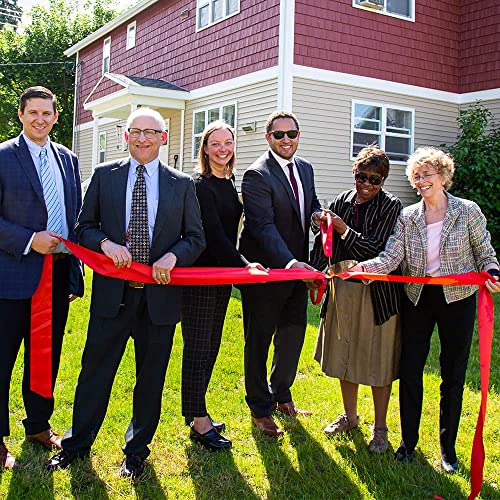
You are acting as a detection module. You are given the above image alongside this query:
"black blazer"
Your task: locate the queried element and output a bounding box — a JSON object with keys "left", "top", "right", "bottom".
{"left": 75, "top": 159, "right": 205, "bottom": 325}
{"left": 239, "top": 151, "right": 321, "bottom": 268}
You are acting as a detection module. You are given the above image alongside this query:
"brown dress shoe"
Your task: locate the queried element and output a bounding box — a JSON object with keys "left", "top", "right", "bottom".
{"left": 0, "top": 442, "right": 16, "bottom": 469}
{"left": 251, "top": 416, "right": 285, "bottom": 437}
{"left": 275, "top": 402, "right": 313, "bottom": 417}
{"left": 26, "top": 429, "right": 62, "bottom": 450}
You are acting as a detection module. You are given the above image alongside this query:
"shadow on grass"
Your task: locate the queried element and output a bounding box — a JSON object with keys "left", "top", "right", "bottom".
{"left": 186, "top": 443, "right": 257, "bottom": 499}
{"left": 68, "top": 456, "right": 110, "bottom": 499}
{"left": 337, "top": 430, "right": 466, "bottom": 499}
{"left": 5, "top": 439, "right": 55, "bottom": 500}
{"left": 253, "top": 419, "right": 363, "bottom": 498}
{"left": 133, "top": 462, "right": 167, "bottom": 499}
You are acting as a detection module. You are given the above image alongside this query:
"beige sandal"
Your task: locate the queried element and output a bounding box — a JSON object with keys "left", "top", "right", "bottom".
{"left": 324, "top": 413, "right": 359, "bottom": 436}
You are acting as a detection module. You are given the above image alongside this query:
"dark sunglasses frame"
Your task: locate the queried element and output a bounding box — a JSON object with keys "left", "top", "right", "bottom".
{"left": 269, "top": 130, "right": 299, "bottom": 140}
{"left": 354, "top": 171, "right": 384, "bottom": 186}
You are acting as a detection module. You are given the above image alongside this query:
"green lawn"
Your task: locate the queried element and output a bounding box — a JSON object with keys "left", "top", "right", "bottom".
{"left": 1, "top": 273, "right": 499, "bottom": 499}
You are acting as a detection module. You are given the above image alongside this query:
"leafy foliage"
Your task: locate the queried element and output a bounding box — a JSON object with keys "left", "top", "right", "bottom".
{"left": 446, "top": 103, "right": 500, "bottom": 251}
{"left": 0, "top": 0, "right": 22, "bottom": 30}
{"left": 0, "top": 0, "right": 118, "bottom": 145}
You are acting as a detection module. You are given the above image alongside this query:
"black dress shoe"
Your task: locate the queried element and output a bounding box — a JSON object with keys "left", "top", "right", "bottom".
{"left": 119, "top": 454, "right": 145, "bottom": 479}
{"left": 189, "top": 425, "right": 232, "bottom": 451}
{"left": 395, "top": 444, "right": 414, "bottom": 463}
{"left": 441, "top": 458, "right": 458, "bottom": 474}
{"left": 185, "top": 415, "right": 225, "bottom": 433}
{"left": 46, "top": 450, "right": 87, "bottom": 471}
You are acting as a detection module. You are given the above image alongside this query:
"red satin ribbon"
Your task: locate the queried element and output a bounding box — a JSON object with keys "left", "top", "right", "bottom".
{"left": 30, "top": 254, "right": 53, "bottom": 398}
{"left": 321, "top": 213, "right": 333, "bottom": 258}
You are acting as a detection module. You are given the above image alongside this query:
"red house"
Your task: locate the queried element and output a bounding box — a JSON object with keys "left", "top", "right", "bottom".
{"left": 65, "top": 0, "right": 500, "bottom": 205}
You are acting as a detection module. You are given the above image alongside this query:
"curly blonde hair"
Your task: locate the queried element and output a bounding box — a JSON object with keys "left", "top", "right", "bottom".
{"left": 406, "top": 146, "right": 455, "bottom": 190}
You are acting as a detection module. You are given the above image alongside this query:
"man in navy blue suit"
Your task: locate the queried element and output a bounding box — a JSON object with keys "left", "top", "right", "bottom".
{"left": 0, "top": 87, "right": 83, "bottom": 469}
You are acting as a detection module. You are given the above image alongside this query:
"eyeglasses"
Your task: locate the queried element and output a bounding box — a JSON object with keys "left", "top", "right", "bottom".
{"left": 354, "top": 171, "right": 384, "bottom": 186}
{"left": 269, "top": 130, "right": 299, "bottom": 140}
{"left": 128, "top": 128, "right": 163, "bottom": 139}
{"left": 412, "top": 173, "right": 437, "bottom": 182}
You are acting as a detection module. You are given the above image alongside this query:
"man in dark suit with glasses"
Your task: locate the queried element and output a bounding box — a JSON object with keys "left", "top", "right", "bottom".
{"left": 239, "top": 111, "right": 323, "bottom": 436}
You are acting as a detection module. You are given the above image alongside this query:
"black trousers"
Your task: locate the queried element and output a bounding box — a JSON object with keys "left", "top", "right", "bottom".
{"left": 240, "top": 280, "right": 308, "bottom": 418}
{"left": 61, "top": 287, "right": 175, "bottom": 459}
{"left": 0, "top": 257, "right": 70, "bottom": 438}
{"left": 181, "top": 285, "right": 232, "bottom": 418}
{"left": 400, "top": 285, "right": 476, "bottom": 463}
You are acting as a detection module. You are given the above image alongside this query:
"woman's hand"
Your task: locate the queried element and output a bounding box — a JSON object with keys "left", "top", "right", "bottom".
{"left": 485, "top": 275, "right": 500, "bottom": 294}
{"left": 246, "top": 262, "right": 268, "bottom": 272}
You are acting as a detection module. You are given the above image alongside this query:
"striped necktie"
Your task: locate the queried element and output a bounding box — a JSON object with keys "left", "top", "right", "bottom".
{"left": 287, "top": 162, "right": 300, "bottom": 211}
{"left": 40, "top": 146, "right": 62, "bottom": 234}
{"left": 127, "top": 164, "right": 150, "bottom": 264}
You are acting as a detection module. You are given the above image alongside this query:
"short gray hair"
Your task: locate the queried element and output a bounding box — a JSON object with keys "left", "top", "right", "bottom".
{"left": 126, "top": 107, "right": 165, "bottom": 131}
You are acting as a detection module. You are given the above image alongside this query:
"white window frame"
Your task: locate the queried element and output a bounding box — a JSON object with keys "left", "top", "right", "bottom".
{"left": 350, "top": 100, "right": 414, "bottom": 163}
{"left": 126, "top": 22, "right": 136, "bottom": 50}
{"left": 102, "top": 37, "right": 111, "bottom": 74}
{"left": 98, "top": 131, "right": 107, "bottom": 163}
{"left": 352, "top": 0, "right": 414, "bottom": 22}
{"left": 192, "top": 102, "right": 237, "bottom": 160}
{"left": 196, "top": 0, "right": 240, "bottom": 31}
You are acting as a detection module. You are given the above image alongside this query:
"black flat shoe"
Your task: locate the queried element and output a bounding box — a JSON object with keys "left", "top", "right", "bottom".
{"left": 441, "top": 458, "right": 458, "bottom": 474}
{"left": 189, "top": 425, "right": 232, "bottom": 451}
{"left": 185, "top": 415, "right": 225, "bottom": 433}
{"left": 46, "top": 450, "right": 87, "bottom": 471}
{"left": 120, "top": 454, "right": 145, "bottom": 479}
{"left": 395, "top": 445, "right": 414, "bottom": 463}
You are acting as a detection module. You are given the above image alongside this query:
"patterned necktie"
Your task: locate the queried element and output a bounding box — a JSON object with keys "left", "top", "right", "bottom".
{"left": 128, "top": 164, "right": 150, "bottom": 264}
{"left": 287, "top": 162, "right": 300, "bottom": 211}
{"left": 40, "top": 146, "right": 62, "bottom": 234}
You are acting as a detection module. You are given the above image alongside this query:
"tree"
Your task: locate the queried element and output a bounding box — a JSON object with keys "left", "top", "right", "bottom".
{"left": 0, "top": 0, "right": 118, "bottom": 145}
{"left": 0, "top": 0, "right": 22, "bottom": 30}
{"left": 445, "top": 102, "right": 500, "bottom": 250}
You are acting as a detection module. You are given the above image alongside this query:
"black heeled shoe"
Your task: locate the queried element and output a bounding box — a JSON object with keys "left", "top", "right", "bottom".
{"left": 184, "top": 415, "right": 225, "bottom": 433}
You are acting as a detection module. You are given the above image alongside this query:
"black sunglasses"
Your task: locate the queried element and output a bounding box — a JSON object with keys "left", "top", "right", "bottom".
{"left": 269, "top": 130, "right": 299, "bottom": 140}
{"left": 354, "top": 171, "right": 384, "bottom": 186}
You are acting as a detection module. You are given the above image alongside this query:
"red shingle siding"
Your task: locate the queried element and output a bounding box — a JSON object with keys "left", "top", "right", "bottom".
{"left": 76, "top": 0, "right": 280, "bottom": 124}
{"left": 459, "top": 0, "right": 500, "bottom": 93}
{"left": 294, "top": 0, "right": 461, "bottom": 93}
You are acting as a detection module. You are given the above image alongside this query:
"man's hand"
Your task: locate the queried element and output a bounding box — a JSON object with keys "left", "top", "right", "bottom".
{"left": 312, "top": 209, "right": 333, "bottom": 227}
{"left": 290, "top": 261, "right": 318, "bottom": 283}
{"left": 31, "top": 231, "right": 61, "bottom": 254}
{"left": 152, "top": 252, "right": 177, "bottom": 285}
{"left": 246, "top": 262, "right": 269, "bottom": 272}
{"left": 101, "top": 240, "right": 132, "bottom": 269}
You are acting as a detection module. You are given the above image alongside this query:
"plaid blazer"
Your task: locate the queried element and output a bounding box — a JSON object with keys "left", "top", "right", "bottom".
{"left": 363, "top": 192, "right": 498, "bottom": 305}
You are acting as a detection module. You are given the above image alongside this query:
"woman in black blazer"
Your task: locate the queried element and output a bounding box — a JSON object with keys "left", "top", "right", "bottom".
{"left": 181, "top": 121, "right": 263, "bottom": 451}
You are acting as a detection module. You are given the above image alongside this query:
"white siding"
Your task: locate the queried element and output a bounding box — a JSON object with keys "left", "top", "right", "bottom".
{"left": 292, "top": 77, "right": 460, "bottom": 207}
{"left": 183, "top": 78, "right": 279, "bottom": 186}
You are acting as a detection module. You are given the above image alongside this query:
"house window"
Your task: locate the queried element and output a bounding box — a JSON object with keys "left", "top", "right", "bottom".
{"left": 98, "top": 132, "right": 106, "bottom": 163}
{"left": 192, "top": 103, "right": 236, "bottom": 159}
{"left": 126, "top": 22, "right": 136, "bottom": 50}
{"left": 353, "top": 0, "right": 413, "bottom": 20}
{"left": 351, "top": 101, "right": 414, "bottom": 162}
{"left": 102, "top": 37, "right": 111, "bottom": 74}
{"left": 196, "top": 0, "right": 239, "bottom": 30}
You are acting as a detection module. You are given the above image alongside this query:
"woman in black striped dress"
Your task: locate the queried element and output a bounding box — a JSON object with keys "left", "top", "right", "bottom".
{"left": 310, "top": 145, "right": 402, "bottom": 453}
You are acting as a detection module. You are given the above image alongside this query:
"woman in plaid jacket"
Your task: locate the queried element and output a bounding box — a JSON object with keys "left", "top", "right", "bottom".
{"left": 354, "top": 146, "right": 499, "bottom": 474}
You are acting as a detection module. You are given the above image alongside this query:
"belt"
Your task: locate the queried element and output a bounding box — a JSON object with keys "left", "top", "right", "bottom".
{"left": 53, "top": 253, "right": 69, "bottom": 262}
{"left": 127, "top": 281, "right": 145, "bottom": 288}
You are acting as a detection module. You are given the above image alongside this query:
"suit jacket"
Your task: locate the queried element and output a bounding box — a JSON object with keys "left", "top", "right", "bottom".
{"left": 75, "top": 159, "right": 205, "bottom": 325}
{"left": 239, "top": 151, "right": 321, "bottom": 268}
{"left": 0, "top": 134, "right": 83, "bottom": 299}
{"left": 363, "top": 192, "right": 498, "bottom": 305}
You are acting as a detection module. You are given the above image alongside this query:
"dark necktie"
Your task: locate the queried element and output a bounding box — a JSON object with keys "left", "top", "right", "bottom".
{"left": 287, "top": 162, "right": 300, "bottom": 211}
{"left": 128, "top": 164, "right": 150, "bottom": 264}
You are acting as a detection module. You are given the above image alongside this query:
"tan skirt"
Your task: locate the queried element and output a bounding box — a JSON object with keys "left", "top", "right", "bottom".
{"left": 314, "top": 278, "right": 400, "bottom": 386}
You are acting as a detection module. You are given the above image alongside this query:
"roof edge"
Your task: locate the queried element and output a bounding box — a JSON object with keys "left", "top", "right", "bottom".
{"left": 64, "top": 0, "right": 158, "bottom": 57}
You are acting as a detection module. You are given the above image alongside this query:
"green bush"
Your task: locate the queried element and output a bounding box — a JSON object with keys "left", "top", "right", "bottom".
{"left": 444, "top": 102, "right": 500, "bottom": 252}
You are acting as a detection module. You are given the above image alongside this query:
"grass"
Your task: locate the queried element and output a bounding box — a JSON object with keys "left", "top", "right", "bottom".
{"left": 1, "top": 272, "right": 499, "bottom": 499}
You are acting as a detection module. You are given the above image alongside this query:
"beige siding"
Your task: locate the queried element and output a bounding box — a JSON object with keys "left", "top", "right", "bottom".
{"left": 292, "top": 77, "right": 461, "bottom": 207}
{"left": 183, "top": 78, "right": 279, "bottom": 186}
{"left": 165, "top": 110, "right": 182, "bottom": 169}
{"left": 75, "top": 127, "right": 94, "bottom": 182}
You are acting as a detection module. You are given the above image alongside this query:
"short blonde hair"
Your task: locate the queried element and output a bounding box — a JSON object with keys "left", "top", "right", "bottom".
{"left": 196, "top": 120, "right": 235, "bottom": 178}
{"left": 406, "top": 146, "right": 455, "bottom": 190}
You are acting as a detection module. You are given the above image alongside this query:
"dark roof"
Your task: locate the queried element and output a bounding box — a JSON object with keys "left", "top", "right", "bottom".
{"left": 125, "top": 76, "right": 188, "bottom": 92}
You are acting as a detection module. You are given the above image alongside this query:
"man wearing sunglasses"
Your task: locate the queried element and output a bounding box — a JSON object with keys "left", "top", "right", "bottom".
{"left": 239, "top": 111, "right": 323, "bottom": 436}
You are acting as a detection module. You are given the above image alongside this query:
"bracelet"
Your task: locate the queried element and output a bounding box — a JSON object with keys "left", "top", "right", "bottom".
{"left": 340, "top": 227, "right": 350, "bottom": 240}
